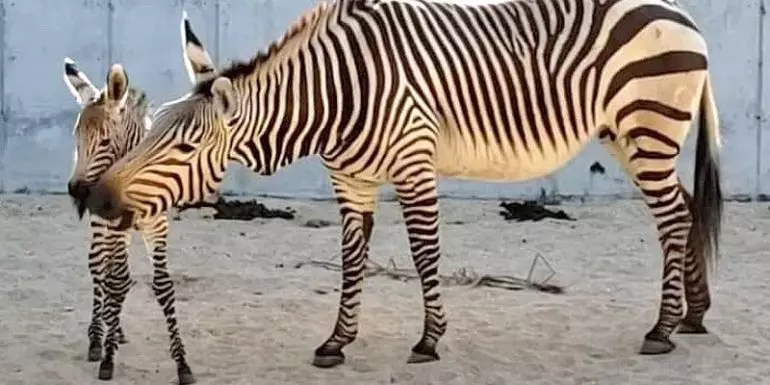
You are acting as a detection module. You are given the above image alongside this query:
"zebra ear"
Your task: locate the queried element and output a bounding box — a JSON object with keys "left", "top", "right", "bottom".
{"left": 63, "top": 57, "right": 99, "bottom": 105}
{"left": 106, "top": 63, "right": 129, "bottom": 108}
{"left": 180, "top": 10, "right": 217, "bottom": 84}
{"left": 211, "top": 77, "right": 237, "bottom": 119}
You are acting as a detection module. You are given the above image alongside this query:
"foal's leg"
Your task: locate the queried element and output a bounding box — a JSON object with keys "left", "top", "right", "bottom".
{"left": 98, "top": 236, "right": 132, "bottom": 380}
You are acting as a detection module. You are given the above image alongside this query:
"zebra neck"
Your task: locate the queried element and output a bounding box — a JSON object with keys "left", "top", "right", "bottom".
{"left": 231, "top": 62, "right": 337, "bottom": 176}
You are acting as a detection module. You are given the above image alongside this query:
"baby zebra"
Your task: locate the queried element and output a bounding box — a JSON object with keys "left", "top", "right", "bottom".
{"left": 62, "top": 58, "right": 194, "bottom": 384}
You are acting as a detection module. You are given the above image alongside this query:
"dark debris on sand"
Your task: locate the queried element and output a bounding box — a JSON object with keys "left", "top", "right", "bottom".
{"left": 498, "top": 201, "right": 575, "bottom": 222}
{"left": 177, "top": 197, "right": 296, "bottom": 221}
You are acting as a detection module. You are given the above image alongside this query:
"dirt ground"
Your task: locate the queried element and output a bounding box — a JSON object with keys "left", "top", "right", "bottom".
{"left": 1, "top": 194, "right": 768, "bottom": 385}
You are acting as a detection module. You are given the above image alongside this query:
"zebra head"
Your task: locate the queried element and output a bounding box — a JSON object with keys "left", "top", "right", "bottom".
{"left": 63, "top": 58, "right": 149, "bottom": 219}
{"left": 85, "top": 12, "right": 237, "bottom": 224}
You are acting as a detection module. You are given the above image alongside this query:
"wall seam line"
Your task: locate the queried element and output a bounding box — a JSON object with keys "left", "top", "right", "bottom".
{"left": 757, "top": 0, "right": 766, "bottom": 198}
{"left": 106, "top": 0, "right": 114, "bottom": 72}
{"left": 0, "top": 0, "right": 6, "bottom": 192}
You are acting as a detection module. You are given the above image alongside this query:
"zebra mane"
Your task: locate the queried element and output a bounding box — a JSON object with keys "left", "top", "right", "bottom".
{"left": 125, "top": 87, "right": 151, "bottom": 118}
{"left": 194, "top": 0, "right": 333, "bottom": 95}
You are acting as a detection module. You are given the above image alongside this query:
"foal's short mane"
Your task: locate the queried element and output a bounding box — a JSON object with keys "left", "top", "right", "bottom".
{"left": 126, "top": 88, "right": 150, "bottom": 118}
{"left": 193, "top": 1, "right": 333, "bottom": 96}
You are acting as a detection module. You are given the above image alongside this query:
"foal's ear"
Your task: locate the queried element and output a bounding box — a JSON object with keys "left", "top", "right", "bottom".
{"left": 106, "top": 63, "right": 130, "bottom": 108}
{"left": 63, "top": 57, "right": 99, "bottom": 105}
{"left": 180, "top": 10, "right": 217, "bottom": 84}
{"left": 211, "top": 76, "right": 237, "bottom": 119}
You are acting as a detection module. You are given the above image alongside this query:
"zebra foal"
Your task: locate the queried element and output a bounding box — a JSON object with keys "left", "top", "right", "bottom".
{"left": 63, "top": 59, "right": 194, "bottom": 384}
{"left": 84, "top": 0, "right": 722, "bottom": 369}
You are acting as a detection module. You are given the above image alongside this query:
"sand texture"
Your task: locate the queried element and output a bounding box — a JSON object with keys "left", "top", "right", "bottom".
{"left": 1, "top": 195, "right": 769, "bottom": 385}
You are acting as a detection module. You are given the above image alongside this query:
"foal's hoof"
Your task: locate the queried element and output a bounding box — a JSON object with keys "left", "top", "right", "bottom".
{"left": 639, "top": 333, "right": 676, "bottom": 355}
{"left": 678, "top": 322, "right": 708, "bottom": 334}
{"left": 87, "top": 341, "right": 102, "bottom": 362}
{"left": 178, "top": 363, "right": 196, "bottom": 385}
{"left": 407, "top": 341, "right": 440, "bottom": 364}
{"left": 98, "top": 360, "right": 114, "bottom": 381}
{"left": 312, "top": 345, "right": 345, "bottom": 368}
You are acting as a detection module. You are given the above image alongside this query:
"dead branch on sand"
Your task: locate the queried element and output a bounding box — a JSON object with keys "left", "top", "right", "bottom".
{"left": 294, "top": 253, "right": 564, "bottom": 294}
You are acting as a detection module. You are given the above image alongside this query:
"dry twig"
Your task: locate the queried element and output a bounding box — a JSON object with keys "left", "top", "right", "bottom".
{"left": 293, "top": 253, "right": 564, "bottom": 294}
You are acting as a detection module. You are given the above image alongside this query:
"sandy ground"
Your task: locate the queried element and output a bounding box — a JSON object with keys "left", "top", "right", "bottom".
{"left": 1, "top": 194, "right": 769, "bottom": 385}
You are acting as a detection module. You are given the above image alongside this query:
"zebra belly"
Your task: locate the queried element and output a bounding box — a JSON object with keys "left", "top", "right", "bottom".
{"left": 433, "top": 135, "right": 572, "bottom": 182}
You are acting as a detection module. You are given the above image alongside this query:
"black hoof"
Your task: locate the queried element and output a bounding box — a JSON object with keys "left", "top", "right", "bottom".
{"left": 639, "top": 330, "right": 676, "bottom": 355}
{"left": 98, "top": 360, "right": 114, "bottom": 381}
{"left": 88, "top": 341, "right": 102, "bottom": 362}
{"left": 312, "top": 345, "right": 345, "bottom": 368}
{"left": 407, "top": 340, "right": 440, "bottom": 364}
{"left": 178, "top": 363, "right": 196, "bottom": 385}
{"left": 678, "top": 321, "right": 708, "bottom": 334}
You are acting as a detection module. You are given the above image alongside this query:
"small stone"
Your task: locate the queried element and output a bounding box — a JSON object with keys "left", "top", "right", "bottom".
{"left": 303, "top": 219, "right": 332, "bottom": 228}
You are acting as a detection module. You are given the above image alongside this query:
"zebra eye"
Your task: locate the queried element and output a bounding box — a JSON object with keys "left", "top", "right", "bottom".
{"left": 176, "top": 143, "right": 196, "bottom": 154}
{"left": 98, "top": 138, "right": 111, "bottom": 147}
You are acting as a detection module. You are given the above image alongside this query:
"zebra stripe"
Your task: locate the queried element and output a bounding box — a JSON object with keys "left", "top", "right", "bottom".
{"left": 63, "top": 59, "right": 194, "bottom": 384}
{"left": 87, "top": 0, "right": 722, "bottom": 368}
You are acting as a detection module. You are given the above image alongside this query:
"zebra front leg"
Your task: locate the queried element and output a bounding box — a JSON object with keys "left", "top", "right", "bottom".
{"left": 98, "top": 247, "right": 131, "bottom": 381}
{"left": 312, "top": 174, "right": 377, "bottom": 368}
{"left": 393, "top": 169, "right": 446, "bottom": 364}
{"left": 678, "top": 187, "right": 711, "bottom": 334}
{"left": 86, "top": 230, "right": 106, "bottom": 362}
{"left": 142, "top": 216, "right": 195, "bottom": 385}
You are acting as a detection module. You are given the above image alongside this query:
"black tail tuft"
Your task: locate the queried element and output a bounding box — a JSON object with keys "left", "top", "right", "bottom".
{"left": 691, "top": 82, "right": 723, "bottom": 272}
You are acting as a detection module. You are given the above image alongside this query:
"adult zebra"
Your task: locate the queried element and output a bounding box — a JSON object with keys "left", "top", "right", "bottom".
{"left": 63, "top": 59, "right": 194, "bottom": 384}
{"left": 85, "top": 0, "right": 722, "bottom": 368}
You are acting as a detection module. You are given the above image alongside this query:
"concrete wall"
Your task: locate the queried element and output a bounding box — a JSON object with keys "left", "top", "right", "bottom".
{"left": 0, "top": 0, "right": 767, "bottom": 200}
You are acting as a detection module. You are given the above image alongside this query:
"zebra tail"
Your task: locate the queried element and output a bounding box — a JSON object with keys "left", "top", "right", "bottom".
{"left": 691, "top": 73, "right": 723, "bottom": 273}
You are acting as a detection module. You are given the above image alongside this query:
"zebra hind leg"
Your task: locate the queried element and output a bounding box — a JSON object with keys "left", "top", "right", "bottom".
{"left": 393, "top": 168, "right": 446, "bottom": 364}
{"left": 600, "top": 133, "right": 689, "bottom": 354}
{"left": 98, "top": 247, "right": 132, "bottom": 381}
{"left": 677, "top": 187, "right": 711, "bottom": 334}
{"left": 114, "top": 276, "right": 139, "bottom": 344}
{"left": 87, "top": 281, "right": 104, "bottom": 362}
{"left": 312, "top": 174, "right": 377, "bottom": 368}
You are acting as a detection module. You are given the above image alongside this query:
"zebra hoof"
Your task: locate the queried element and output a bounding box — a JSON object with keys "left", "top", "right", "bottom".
{"left": 407, "top": 351, "right": 440, "bottom": 364}
{"left": 98, "top": 360, "right": 114, "bottom": 381}
{"left": 178, "top": 363, "right": 196, "bottom": 385}
{"left": 87, "top": 341, "right": 102, "bottom": 362}
{"left": 407, "top": 340, "right": 439, "bottom": 364}
{"left": 312, "top": 354, "right": 345, "bottom": 368}
{"left": 639, "top": 332, "right": 676, "bottom": 355}
{"left": 678, "top": 321, "right": 708, "bottom": 334}
{"left": 312, "top": 345, "right": 345, "bottom": 368}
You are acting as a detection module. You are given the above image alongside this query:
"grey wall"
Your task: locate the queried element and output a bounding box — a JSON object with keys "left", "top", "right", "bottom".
{"left": 0, "top": 0, "right": 767, "bottom": 200}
